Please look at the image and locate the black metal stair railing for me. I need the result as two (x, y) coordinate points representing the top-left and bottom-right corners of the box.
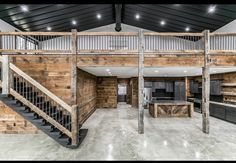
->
(11, 71), (72, 131)
(0, 57), (88, 148)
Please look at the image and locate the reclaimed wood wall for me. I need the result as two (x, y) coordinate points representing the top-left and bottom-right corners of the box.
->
(77, 68), (97, 124)
(130, 77), (138, 108)
(11, 56), (72, 104)
(127, 79), (132, 105)
(96, 77), (118, 108)
(0, 55), (71, 134)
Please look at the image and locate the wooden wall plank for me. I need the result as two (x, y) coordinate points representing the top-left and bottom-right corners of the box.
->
(76, 55), (236, 67)
(77, 68), (97, 124)
(11, 56), (72, 104)
(96, 77), (118, 108)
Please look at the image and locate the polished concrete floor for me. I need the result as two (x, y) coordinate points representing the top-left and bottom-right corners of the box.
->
(0, 102), (236, 160)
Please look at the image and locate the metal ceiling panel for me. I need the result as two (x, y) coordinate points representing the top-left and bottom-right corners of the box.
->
(0, 4), (235, 32)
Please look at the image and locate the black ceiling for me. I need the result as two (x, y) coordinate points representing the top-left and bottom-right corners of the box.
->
(0, 4), (236, 32)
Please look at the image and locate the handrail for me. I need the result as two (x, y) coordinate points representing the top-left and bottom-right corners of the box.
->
(0, 49), (71, 54)
(9, 63), (72, 113)
(210, 32), (236, 36)
(0, 31), (204, 36)
(10, 88), (72, 138)
(143, 32), (204, 36)
(0, 32), (72, 36)
(0, 82), (73, 138)
(77, 32), (138, 36)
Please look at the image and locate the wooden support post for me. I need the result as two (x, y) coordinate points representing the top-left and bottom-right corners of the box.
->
(2, 55), (10, 95)
(0, 30), (2, 50)
(202, 30), (210, 134)
(71, 29), (78, 105)
(138, 29), (144, 134)
(71, 104), (78, 146)
(185, 76), (188, 101)
(71, 29), (78, 146)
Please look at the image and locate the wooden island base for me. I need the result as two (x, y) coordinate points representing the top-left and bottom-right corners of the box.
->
(149, 100), (194, 118)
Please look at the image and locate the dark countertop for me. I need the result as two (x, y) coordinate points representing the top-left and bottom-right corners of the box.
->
(188, 97), (236, 108)
(149, 100), (192, 105)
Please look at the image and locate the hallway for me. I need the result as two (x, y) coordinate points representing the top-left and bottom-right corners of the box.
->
(0, 103), (236, 160)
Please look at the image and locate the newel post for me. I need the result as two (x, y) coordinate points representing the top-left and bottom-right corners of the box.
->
(71, 29), (78, 146)
(71, 29), (78, 105)
(71, 104), (79, 146)
(2, 54), (10, 95)
(0, 31), (10, 95)
(202, 30), (210, 134)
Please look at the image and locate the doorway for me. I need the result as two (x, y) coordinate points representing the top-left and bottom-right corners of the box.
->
(118, 84), (127, 103)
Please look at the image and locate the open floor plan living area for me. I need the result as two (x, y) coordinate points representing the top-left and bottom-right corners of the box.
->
(0, 3), (236, 161)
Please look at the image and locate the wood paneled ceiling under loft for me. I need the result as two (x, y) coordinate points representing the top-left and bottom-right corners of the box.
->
(0, 4), (236, 32)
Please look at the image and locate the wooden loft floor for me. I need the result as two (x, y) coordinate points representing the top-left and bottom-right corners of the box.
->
(76, 54), (236, 67)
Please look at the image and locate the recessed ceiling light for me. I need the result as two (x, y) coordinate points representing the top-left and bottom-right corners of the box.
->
(72, 20), (77, 25)
(135, 14), (140, 20)
(174, 4), (180, 7)
(160, 20), (166, 26)
(20, 5), (28, 12)
(184, 70), (187, 73)
(106, 69), (110, 72)
(185, 27), (190, 32)
(97, 14), (101, 19)
(47, 27), (52, 31)
(208, 5), (216, 13)
(154, 70), (159, 73)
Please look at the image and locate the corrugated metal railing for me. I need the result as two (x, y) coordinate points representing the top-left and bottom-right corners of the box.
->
(0, 31), (235, 55)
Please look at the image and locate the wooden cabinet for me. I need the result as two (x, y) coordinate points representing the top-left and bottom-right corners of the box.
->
(194, 101), (236, 125)
(225, 107), (236, 124)
(190, 80), (199, 94)
(193, 82), (199, 93)
(152, 83), (156, 92)
(210, 80), (222, 95)
(190, 80), (194, 93)
(213, 104), (225, 119)
(152, 81), (165, 92)
(174, 81), (185, 101)
(209, 103), (214, 116)
(153, 82), (166, 89)
(190, 80), (222, 95)
(165, 82), (173, 92)
(144, 81), (152, 88)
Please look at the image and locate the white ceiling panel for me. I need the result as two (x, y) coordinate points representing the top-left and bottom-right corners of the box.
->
(79, 66), (236, 78)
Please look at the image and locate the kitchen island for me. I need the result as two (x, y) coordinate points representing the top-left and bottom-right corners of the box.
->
(149, 100), (194, 118)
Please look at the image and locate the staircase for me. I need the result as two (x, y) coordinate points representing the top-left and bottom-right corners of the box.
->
(0, 60), (87, 149)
